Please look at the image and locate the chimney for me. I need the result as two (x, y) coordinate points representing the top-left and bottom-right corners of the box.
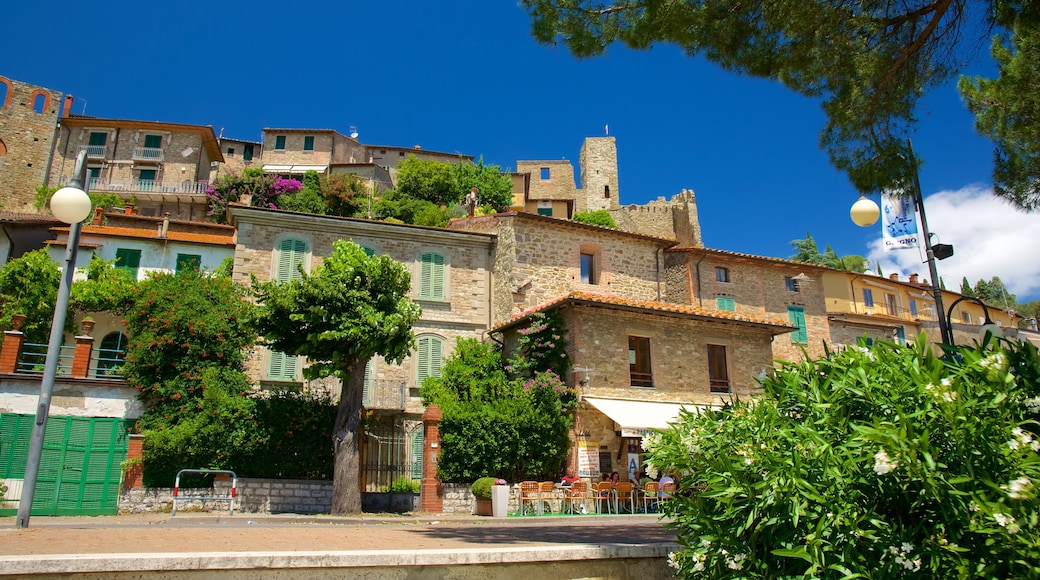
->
(160, 213), (170, 238)
(62, 95), (74, 118)
(92, 206), (104, 226)
(889, 273), (899, 281)
(909, 273), (919, 284)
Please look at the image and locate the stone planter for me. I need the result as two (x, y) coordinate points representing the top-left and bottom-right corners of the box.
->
(474, 498), (493, 516)
(491, 485), (509, 517)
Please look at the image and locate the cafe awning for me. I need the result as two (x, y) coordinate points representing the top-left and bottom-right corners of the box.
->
(261, 164), (328, 174)
(582, 397), (705, 438)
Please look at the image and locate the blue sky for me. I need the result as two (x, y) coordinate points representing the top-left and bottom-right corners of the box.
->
(5, 0), (1039, 302)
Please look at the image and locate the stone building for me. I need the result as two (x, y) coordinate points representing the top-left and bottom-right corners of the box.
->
(50, 115), (224, 221)
(0, 75), (64, 213)
(665, 247), (831, 362)
(215, 136), (262, 178)
(514, 137), (703, 246)
(448, 212), (795, 481)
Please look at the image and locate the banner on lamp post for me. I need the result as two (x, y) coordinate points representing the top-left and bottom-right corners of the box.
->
(881, 190), (920, 251)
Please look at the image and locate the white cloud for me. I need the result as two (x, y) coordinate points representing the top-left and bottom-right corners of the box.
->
(866, 184), (1040, 303)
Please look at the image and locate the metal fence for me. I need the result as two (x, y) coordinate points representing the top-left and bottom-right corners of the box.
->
(16, 343), (74, 375)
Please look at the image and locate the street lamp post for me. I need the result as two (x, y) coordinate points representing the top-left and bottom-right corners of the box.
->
(15, 151), (93, 529)
(945, 296), (1001, 345)
(849, 138), (953, 346)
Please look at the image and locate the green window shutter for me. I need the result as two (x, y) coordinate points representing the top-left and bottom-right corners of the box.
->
(268, 350), (297, 381)
(114, 248), (141, 280)
(243, 144), (254, 161)
(411, 432), (424, 479)
(303, 136), (315, 151)
(537, 207), (552, 216)
(716, 296), (735, 312)
(143, 135), (161, 148)
(419, 253), (445, 300)
(359, 245), (376, 257)
(175, 254), (201, 273)
(275, 238), (307, 282)
(362, 359), (373, 406)
(416, 336), (444, 387)
(274, 135), (286, 150)
(787, 306), (808, 343)
(88, 132), (107, 146)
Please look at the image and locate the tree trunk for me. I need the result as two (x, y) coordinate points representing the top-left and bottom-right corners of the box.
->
(331, 362), (365, 514)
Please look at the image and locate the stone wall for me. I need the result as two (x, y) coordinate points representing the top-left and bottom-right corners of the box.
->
(230, 207), (494, 397)
(441, 483), (520, 514)
(0, 75), (62, 213)
(119, 478), (333, 514)
(611, 189), (703, 247)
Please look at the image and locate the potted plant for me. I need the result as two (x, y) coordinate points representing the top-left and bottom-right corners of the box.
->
(471, 477), (497, 516)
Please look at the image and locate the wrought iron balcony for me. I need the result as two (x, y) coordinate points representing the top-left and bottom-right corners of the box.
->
(363, 380), (408, 410)
(78, 145), (107, 158)
(72, 176), (209, 196)
(132, 147), (165, 162)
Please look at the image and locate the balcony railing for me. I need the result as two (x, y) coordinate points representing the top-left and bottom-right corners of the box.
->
(78, 145), (107, 158)
(132, 147), (165, 162)
(58, 176), (209, 196)
(364, 380), (408, 410)
(16, 343), (75, 375)
(856, 303), (935, 323)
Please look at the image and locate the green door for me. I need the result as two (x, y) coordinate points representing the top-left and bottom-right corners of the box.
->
(0, 414), (133, 516)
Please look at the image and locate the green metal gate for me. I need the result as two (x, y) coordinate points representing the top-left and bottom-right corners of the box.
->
(0, 413), (133, 516)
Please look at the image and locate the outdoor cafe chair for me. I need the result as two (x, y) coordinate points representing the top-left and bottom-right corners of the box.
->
(660, 480), (676, 505)
(564, 481), (589, 514)
(593, 481), (615, 514)
(519, 481), (540, 515)
(614, 481), (636, 514)
(539, 481), (557, 514)
(641, 481), (659, 513)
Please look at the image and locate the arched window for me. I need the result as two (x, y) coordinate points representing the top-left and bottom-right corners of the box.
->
(0, 78), (10, 108)
(31, 92), (48, 114)
(418, 252), (446, 300)
(0, 138), (7, 156)
(274, 237), (308, 282)
(97, 332), (128, 376)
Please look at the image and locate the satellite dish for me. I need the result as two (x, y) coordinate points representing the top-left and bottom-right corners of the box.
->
(349, 125), (359, 139)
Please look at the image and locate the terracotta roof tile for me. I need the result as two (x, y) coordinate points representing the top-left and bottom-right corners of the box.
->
(493, 291), (795, 333)
(669, 246), (832, 270)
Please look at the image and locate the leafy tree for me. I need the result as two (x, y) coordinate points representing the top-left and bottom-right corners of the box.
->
(521, 1), (1040, 209)
(960, 25), (1040, 210)
(973, 276), (1016, 306)
(394, 155), (512, 212)
(321, 173), (368, 218)
(572, 209), (618, 228)
(124, 267), (257, 424)
(252, 240), (422, 514)
(69, 254), (138, 314)
(421, 338), (576, 483)
(961, 276), (977, 297)
(789, 232), (866, 272)
(0, 249), (62, 345)
(646, 336), (1040, 577)
(374, 189), (451, 227)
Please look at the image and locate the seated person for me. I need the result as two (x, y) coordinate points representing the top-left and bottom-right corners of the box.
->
(560, 472), (578, 486)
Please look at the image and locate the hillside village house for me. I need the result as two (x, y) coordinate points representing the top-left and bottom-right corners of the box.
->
(50, 115), (223, 222)
(227, 204), (495, 494)
(0, 71), (1030, 514)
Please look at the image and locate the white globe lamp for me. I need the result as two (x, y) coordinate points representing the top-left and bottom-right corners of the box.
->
(850, 195), (880, 227)
(49, 186), (93, 224)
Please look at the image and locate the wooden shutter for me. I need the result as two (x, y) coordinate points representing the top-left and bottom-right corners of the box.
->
(628, 336), (653, 387)
(787, 306), (808, 343)
(275, 238), (307, 282)
(716, 296), (735, 312)
(419, 253), (445, 300)
(114, 248), (141, 280)
(707, 345), (730, 393)
(411, 432), (424, 479)
(143, 135), (162, 148)
(416, 336), (443, 386)
(268, 350), (298, 381)
(362, 359), (373, 406)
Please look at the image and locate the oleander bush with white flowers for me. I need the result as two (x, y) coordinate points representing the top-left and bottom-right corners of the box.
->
(645, 335), (1040, 578)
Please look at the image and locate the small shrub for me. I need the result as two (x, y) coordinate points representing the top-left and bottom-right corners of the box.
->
(572, 210), (617, 229)
(471, 477), (498, 500)
(646, 336), (1040, 578)
(388, 476), (420, 494)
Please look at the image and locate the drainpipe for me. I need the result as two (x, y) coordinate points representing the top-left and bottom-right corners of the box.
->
(693, 252), (707, 307)
(655, 248), (662, 301)
(160, 213), (170, 238)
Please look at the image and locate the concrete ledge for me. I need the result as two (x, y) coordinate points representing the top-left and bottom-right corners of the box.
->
(0, 543), (677, 576)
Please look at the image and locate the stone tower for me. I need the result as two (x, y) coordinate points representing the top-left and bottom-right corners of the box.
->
(578, 137), (619, 212)
(0, 75), (64, 213)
